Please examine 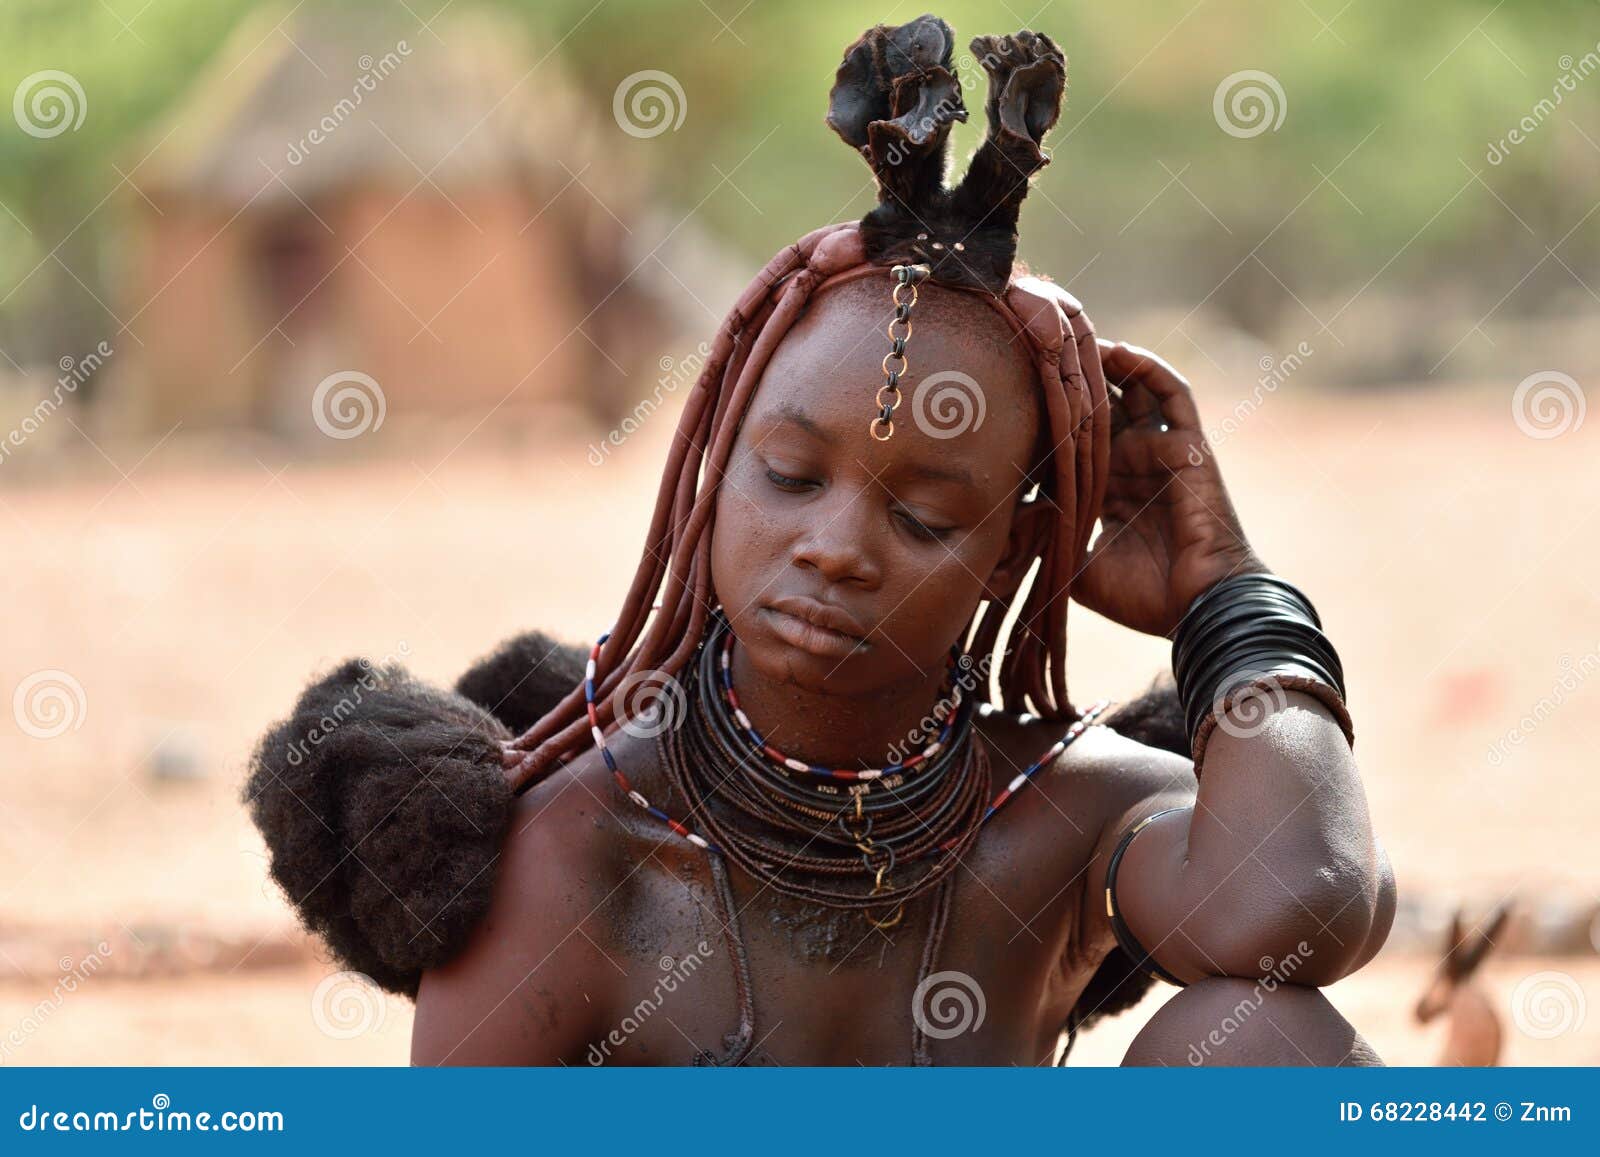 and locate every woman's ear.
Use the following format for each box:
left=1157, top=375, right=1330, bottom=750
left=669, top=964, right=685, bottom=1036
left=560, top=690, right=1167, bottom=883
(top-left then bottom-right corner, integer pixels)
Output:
left=984, top=496, right=1051, bottom=603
